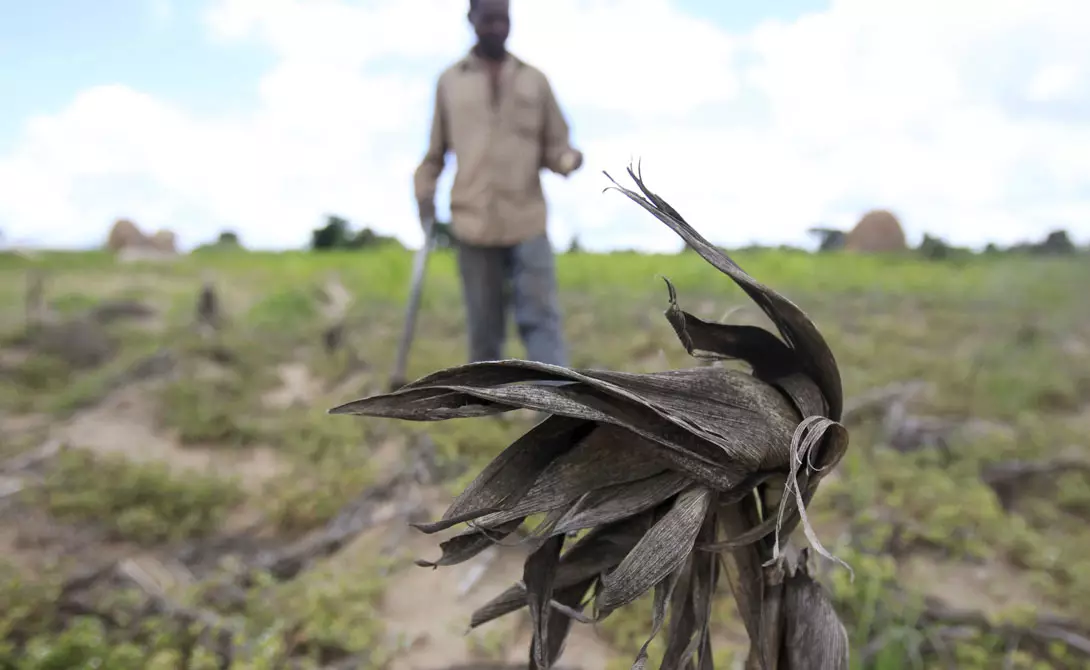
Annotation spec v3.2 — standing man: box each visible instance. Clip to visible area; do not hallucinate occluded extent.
[413,0,583,367]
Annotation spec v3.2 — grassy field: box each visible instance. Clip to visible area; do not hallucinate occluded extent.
[1,242,1089,669]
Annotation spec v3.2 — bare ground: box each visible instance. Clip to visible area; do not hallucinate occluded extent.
[0,349,624,668]
[56,383,289,493]
[3,261,1089,668]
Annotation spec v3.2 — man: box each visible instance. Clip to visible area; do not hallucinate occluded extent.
[413,0,583,367]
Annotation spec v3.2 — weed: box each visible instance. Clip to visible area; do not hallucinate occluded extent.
[34,449,245,545]
[158,375,262,446]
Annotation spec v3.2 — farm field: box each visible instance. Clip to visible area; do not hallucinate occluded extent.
[1,242,1089,669]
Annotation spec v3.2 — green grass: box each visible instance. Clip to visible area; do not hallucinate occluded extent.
[157,374,264,446]
[2,245,1089,668]
[34,449,245,546]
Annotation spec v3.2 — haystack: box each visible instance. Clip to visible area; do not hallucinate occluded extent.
[844,209,907,253]
[149,229,177,253]
[105,218,180,261]
[106,219,145,251]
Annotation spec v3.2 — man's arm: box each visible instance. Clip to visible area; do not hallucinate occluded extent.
[540,76,582,177]
[413,78,448,222]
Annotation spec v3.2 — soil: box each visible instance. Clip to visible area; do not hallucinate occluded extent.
[55,384,289,493]
[262,361,326,410]
[335,491,617,670]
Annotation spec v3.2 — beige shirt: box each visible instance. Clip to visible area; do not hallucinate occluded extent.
[413,51,579,247]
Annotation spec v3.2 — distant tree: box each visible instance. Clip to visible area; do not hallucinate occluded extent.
[567,235,583,254]
[1038,230,1075,255]
[310,215,403,251]
[217,230,240,246]
[346,228,376,249]
[739,244,772,253]
[918,233,950,260]
[808,227,847,252]
[311,215,352,251]
[193,229,245,253]
[1005,229,1077,256]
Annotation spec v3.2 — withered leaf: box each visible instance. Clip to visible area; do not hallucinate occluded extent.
[471,425,673,529]
[779,558,850,670]
[596,487,712,617]
[662,278,827,420]
[329,166,852,669]
[469,515,654,630]
[548,470,692,537]
[410,415,592,534]
[335,377,746,489]
[525,535,564,670]
[393,360,802,471]
[604,165,843,421]
[632,562,684,670]
[414,519,525,569]
[531,577,597,669]
[333,364,804,489]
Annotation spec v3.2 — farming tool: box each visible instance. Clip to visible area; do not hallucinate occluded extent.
[388,218,436,391]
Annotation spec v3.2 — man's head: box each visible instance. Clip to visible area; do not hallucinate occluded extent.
[468,0,510,61]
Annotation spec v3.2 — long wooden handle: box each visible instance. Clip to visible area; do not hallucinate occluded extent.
[389,223,435,389]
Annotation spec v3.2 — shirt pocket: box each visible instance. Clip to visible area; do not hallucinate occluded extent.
[509,85,543,140]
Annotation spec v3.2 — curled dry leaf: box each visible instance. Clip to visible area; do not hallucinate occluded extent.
[330,165,850,669]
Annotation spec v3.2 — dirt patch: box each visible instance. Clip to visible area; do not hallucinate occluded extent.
[54,384,290,493]
[0,412,49,441]
[329,491,617,669]
[262,361,325,410]
[381,533,530,669]
[503,620,616,668]
[329,368,379,404]
[899,552,1051,616]
[382,532,616,669]
[0,505,136,577]
[0,346,31,370]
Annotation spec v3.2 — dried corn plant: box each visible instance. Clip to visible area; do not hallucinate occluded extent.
[331,167,852,669]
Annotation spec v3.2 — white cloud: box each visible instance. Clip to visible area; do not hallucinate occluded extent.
[2,0,1089,252]
[149,0,175,25]
[1027,63,1082,103]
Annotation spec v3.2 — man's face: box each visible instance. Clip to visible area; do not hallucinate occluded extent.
[470,0,510,60]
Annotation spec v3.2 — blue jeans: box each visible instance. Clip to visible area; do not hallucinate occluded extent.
[455,233,568,367]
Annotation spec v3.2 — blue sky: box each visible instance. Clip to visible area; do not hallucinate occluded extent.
[1,1,271,151]
[1,0,820,148]
[2,0,1088,252]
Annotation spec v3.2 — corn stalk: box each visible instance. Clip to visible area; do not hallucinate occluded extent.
[332,166,852,669]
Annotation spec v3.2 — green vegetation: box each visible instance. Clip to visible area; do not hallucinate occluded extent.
[309,214,401,251]
[0,243,1088,667]
[35,449,245,545]
[158,374,264,446]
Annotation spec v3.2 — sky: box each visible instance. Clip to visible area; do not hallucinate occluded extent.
[2,0,1089,253]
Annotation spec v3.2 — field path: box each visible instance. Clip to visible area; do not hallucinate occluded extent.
[56,382,289,494]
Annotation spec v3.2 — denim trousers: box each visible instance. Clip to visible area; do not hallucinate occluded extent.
[455,233,568,368]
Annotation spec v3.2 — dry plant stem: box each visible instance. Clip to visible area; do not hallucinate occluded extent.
[330,165,852,669]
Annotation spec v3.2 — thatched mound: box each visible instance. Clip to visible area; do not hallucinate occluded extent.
[104,219,179,260]
[106,219,145,251]
[149,230,177,253]
[845,210,907,253]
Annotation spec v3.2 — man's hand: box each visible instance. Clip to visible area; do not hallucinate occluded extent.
[559,149,583,176]
[417,199,436,231]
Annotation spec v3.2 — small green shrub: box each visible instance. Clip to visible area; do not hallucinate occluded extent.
[37,449,245,545]
[159,376,261,446]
